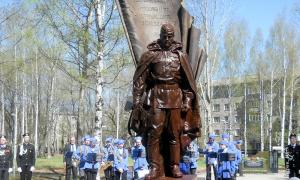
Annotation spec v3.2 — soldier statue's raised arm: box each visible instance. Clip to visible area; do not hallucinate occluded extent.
[132,23,201,179]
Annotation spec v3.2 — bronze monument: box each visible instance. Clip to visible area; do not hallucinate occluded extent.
[131,23,201,179]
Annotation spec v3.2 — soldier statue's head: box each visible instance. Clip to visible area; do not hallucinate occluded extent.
[160,23,175,50]
[289,133,297,145]
[23,133,30,143]
[0,135,6,145]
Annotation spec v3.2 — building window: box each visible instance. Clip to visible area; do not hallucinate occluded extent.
[249,114,259,121]
[224,104,230,111]
[213,104,220,112]
[234,116,239,123]
[224,116,229,122]
[213,117,220,123]
[214,129,220,135]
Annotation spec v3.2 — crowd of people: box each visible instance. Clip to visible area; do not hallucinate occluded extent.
[0,132,299,180]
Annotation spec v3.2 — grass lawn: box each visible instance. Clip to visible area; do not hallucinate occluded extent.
[36,155,65,170]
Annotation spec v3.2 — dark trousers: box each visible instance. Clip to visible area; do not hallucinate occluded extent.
[85,169,98,180]
[289,167,300,178]
[114,171,127,180]
[148,108,181,169]
[20,165,32,180]
[0,169,9,180]
[66,164,77,180]
[104,166,114,180]
[206,164,217,180]
[190,168,196,175]
[238,163,243,176]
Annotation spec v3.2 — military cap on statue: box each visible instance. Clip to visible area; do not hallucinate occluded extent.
[289,133,297,138]
[22,133,30,137]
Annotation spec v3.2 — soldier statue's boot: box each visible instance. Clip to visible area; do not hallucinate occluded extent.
[145,139,164,180]
[169,144,183,178]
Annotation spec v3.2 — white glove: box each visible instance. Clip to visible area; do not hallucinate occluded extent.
[17,167,22,172]
[30,166,35,171]
[8,168,12,173]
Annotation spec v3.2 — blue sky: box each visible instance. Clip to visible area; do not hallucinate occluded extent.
[234,0,297,38]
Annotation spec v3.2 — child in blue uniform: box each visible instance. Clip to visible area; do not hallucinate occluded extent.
[102,137,115,180]
[217,140,236,180]
[204,133,219,180]
[113,139,128,180]
[235,140,243,177]
[84,137,100,180]
[74,135,90,180]
[180,140,199,175]
[131,136,148,179]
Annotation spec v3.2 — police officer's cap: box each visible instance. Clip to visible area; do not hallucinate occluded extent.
[0,134,6,139]
[22,133,30,137]
[289,133,297,138]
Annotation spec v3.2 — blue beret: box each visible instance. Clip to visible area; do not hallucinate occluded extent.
[219,140,229,146]
[221,133,229,139]
[84,135,91,141]
[134,136,142,142]
[117,139,125,145]
[105,137,112,142]
[91,137,97,144]
[209,133,216,139]
[236,140,243,145]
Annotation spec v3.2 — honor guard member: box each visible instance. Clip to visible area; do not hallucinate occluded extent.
[204,133,219,180]
[17,133,36,180]
[235,140,243,177]
[74,135,91,180]
[113,139,128,180]
[84,137,101,180]
[63,136,78,180]
[217,141,236,180]
[221,133,237,178]
[102,137,115,180]
[131,136,148,179]
[285,133,300,178]
[0,135,13,180]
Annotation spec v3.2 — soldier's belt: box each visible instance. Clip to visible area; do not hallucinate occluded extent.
[208,152,218,158]
[155,83,179,89]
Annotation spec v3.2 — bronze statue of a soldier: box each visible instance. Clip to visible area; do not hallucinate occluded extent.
[131,23,201,179]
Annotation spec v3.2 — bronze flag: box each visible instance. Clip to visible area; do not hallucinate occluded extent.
[116,0,206,80]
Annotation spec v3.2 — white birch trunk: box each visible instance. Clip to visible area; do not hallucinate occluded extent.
[1,65,4,134]
[281,49,287,158]
[288,63,295,144]
[95,0,105,148]
[34,49,39,157]
[244,82,247,157]
[13,45,18,171]
[260,74,264,151]
[269,71,273,151]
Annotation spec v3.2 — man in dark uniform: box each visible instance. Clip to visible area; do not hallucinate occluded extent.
[17,133,36,180]
[132,23,201,179]
[0,135,13,180]
[63,136,78,180]
[285,133,300,178]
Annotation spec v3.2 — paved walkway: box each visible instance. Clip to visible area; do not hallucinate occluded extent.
[197,172,288,180]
